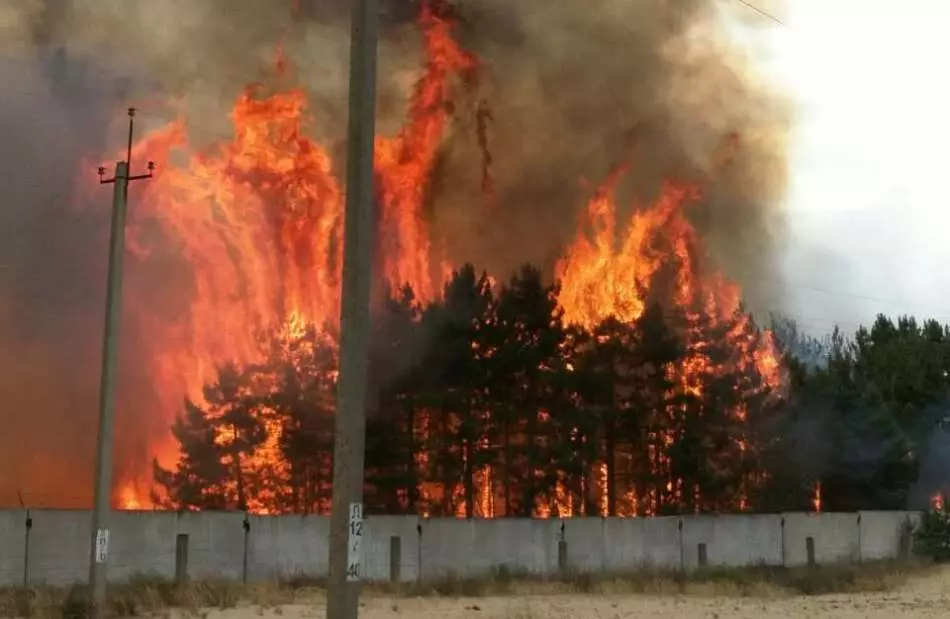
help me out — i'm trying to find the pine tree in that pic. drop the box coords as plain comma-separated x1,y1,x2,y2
152,399,230,510
417,265,494,516
490,265,567,516
202,361,270,511
367,284,425,514
269,326,337,514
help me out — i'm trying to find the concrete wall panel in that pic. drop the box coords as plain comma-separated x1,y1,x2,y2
681,515,783,569
0,510,25,586
27,510,91,585
562,518,605,572
108,511,178,581
418,518,476,578
363,515,419,582
782,512,859,567
175,511,247,580
246,515,328,580
858,511,920,561
475,518,559,575
603,517,681,571
419,518,559,578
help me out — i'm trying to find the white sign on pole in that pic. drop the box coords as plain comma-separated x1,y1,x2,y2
95,528,110,564
346,502,363,582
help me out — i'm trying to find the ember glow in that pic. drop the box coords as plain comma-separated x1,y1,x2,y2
78,3,788,515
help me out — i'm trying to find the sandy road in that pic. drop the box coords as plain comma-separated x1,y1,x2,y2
193,568,950,619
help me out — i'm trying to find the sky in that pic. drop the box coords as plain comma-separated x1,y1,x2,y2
731,0,950,335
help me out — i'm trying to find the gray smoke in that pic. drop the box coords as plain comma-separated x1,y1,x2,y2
429,0,790,310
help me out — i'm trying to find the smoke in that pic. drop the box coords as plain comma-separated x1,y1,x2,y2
911,426,950,509
0,0,790,505
428,0,790,308
0,40,120,506
766,385,950,511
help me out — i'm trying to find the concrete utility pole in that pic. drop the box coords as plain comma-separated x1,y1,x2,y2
325,0,378,616
88,107,154,615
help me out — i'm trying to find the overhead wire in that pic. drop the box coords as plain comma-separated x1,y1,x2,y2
732,0,787,27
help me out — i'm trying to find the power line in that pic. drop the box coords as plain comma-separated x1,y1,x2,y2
732,0,787,27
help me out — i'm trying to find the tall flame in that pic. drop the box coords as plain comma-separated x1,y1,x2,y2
115,4,473,505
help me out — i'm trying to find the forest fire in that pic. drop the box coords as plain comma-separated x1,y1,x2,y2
552,164,785,516
117,3,473,509
90,2,788,516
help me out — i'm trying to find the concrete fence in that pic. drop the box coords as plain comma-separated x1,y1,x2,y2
0,510,921,587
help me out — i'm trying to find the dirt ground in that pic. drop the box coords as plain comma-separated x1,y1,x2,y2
192,568,950,619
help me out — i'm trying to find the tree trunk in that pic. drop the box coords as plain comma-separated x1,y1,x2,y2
605,414,617,517
406,405,420,514
522,411,538,517
503,415,511,517
461,396,475,518
234,454,246,511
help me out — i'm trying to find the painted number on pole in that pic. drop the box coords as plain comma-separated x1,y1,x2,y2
95,528,110,564
346,503,363,582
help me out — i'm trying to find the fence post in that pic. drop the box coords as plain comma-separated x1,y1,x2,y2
557,521,568,573
697,543,708,568
899,517,913,558
780,516,786,567
174,534,189,585
22,509,32,587
242,514,251,584
389,536,401,583
677,518,684,572
416,522,423,583
856,513,862,563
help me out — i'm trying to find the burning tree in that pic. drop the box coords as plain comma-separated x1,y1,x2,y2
118,1,791,517
152,248,788,517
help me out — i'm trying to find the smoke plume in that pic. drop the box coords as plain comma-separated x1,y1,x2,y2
0,0,790,506
430,0,790,301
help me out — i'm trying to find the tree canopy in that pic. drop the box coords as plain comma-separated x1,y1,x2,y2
153,264,950,516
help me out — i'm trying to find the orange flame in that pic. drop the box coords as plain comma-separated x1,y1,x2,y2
375,3,477,302
113,4,473,509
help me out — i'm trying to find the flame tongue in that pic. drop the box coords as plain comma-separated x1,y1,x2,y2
555,168,702,330
376,3,478,302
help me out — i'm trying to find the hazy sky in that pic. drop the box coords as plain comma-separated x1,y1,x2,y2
732,0,950,334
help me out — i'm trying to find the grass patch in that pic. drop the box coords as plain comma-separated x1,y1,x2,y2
377,559,935,598
0,577,250,619
0,560,935,617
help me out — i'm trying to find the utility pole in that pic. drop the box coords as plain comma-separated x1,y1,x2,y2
88,107,154,615
325,0,378,616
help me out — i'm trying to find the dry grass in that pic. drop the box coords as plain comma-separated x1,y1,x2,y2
382,559,933,598
0,560,934,618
